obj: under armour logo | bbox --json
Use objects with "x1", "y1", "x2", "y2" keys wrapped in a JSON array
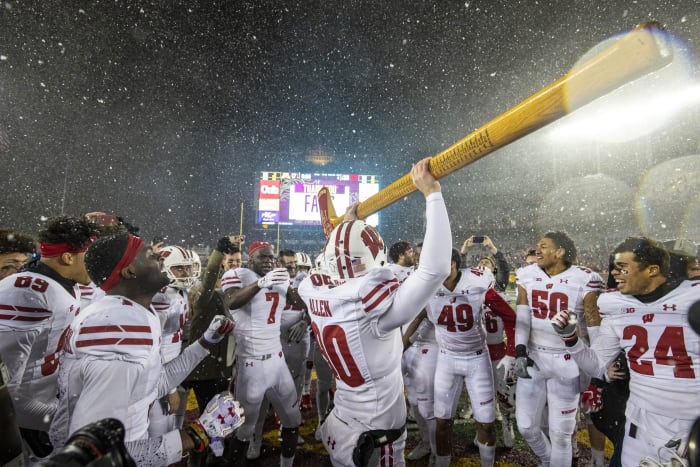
[
  {"x1": 327, "y1": 437, "x2": 336, "y2": 449},
  {"x1": 245, "y1": 362, "x2": 253, "y2": 367},
  {"x1": 564, "y1": 354, "x2": 571, "y2": 361},
  {"x1": 560, "y1": 279, "x2": 569, "y2": 284},
  {"x1": 642, "y1": 314, "x2": 654, "y2": 323},
  {"x1": 421, "y1": 349, "x2": 429, "y2": 354},
  {"x1": 662, "y1": 304, "x2": 677, "y2": 311}
]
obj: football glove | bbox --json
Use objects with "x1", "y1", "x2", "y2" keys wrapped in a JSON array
[
  {"x1": 216, "y1": 236, "x2": 234, "y2": 254},
  {"x1": 257, "y1": 268, "x2": 290, "y2": 289},
  {"x1": 201, "y1": 315, "x2": 235, "y2": 348},
  {"x1": 292, "y1": 270, "x2": 308, "y2": 289},
  {"x1": 550, "y1": 309, "x2": 578, "y2": 343},
  {"x1": 580, "y1": 383, "x2": 603, "y2": 414},
  {"x1": 514, "y1": 344, "x2": 533, "y2": 379},
  {"x1": 287, "y1": 320, "x2": 308, "y2": 343},
  {"x1": 189, "y1": 393, "x2": 245, "y2": 456},
  {"x1": 497, "y1": 355, "x2": 516, "y2": 384}
]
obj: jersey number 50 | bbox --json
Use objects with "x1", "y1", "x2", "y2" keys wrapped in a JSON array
[{"x1": 531, "y1": 290, "x2": 569, "y2": 320}]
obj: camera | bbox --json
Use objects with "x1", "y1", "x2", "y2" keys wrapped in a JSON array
[
  {"x1": 472, "y1": 236, "x2": 484, "y2": 244},
  {"x1": 36, "y1": 418, "x2": 135, "y2": 467}
]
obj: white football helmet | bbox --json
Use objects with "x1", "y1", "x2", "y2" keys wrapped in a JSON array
[
  {"x1": 324, "y1": 220, "x2": 386, "y2": 280},
  {"x1": 160, "y1": 246, "x2": 199, "y2": 289},
  {"x1": 314, "y1": 253, "x2": 324, "y2": 269},
  {"x1": 295, "y1": 252, "x2": 312, "y2": 270},
  {"x1": 190, "y1": 249, "x2": 202, "y2": 281}
]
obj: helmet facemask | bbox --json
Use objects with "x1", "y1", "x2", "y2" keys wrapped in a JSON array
[{"x1": 160, "y1": 246, "x2": 199, "y2": 289}]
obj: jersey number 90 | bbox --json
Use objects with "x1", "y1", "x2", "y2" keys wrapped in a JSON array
[{"x1": 311, "y1": 322, "x2": 366, "y2": 388}]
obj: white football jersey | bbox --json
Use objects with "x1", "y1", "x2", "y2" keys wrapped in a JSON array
[
  {"x1": 588, "y1": 280, "x2": 700, "y2": 417},
  {"x1": 221, "y1": 267, "x2": 287, "y2": 356},
  {"x1": 299, "y1": 190, "x2": 451, "y2": 432},
  {"x1": 299, "y1": 267, "x2": 406, "y2": 429},
  {"x1": 482, "y1": 289, "x2": 516, "y2": 360},
  {"x1": 387, "y1": 263, "x2": 416, "y2": 334},
  {"x1": 151, "y1": 286, "x2": 189, "y2": 363},
  {"x1": 51, "y1": 295, "x2": 162, "y2": 445},
  {"x1": 484, "y1": 290, "x2": 510, "y2": 345},
  {"x1": 410, "y1": 317, "x2": 437, "y2": 345},
  {"x1": 76, "y1": 282, "x2": 106, "y2": 310},
  {"x1": 280, "y1": 279, "x2": 306, "y2": 329},
  {"x1": 0, "y1": 270, "x2": 80, "y2": 429},
  {"x1": 516, "y1": 264, "x2": 604, "y2": 349},
  {"x1": 427, "y1": 267, "x2": 494, "y2": 353},
  {"x1": 386, "y1": 263, "x2": 413, "y2": 283}
]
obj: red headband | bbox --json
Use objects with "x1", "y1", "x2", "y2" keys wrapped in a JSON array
[
  {"x1": 248, "y1": 241, "x2": 273, "y2": 257},
  {"x1": 39, "y1": 239, "x2": 94, "y2": 258},
  {"x1": 100, "y1": 235, "x2": 144, "y2": 292}
]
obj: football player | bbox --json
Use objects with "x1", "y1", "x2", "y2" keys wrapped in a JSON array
[
  {"x1": 514, "y1": 231, "x2": 604, "y2": 467},
  {"x1": 222, "y1": 241, "x2": 302, "y2": 466},
  {"x1": 149, "y1": 246, "x2": 200, "y2": 437},
  {"x1": 474, "y1": 246, "x2": 517, "y2": 448},
  {"x1": 427, "y1": 248, "x2": 516, "y2": 467},
  {"x1": 298, "y1": 158, "x2": 451, "y2": 467},
  {"x1": 0, "y1": 216, "x2": 97, "y2": 457},
  {"x1": 49, "y1": 233, "x2": 242, "y2": 464},
  {"x1": 551, "y1": 237, "x2": 700, "y2": 466},
  {"x1": 386, "y1": 241, "x2": 436, "y2": 462},
  {"x1": 0, "y1": 229, "x2": 36, "y2": 280},
  {"x1": 401, "y1": 307, "x2": 438, "y2": 463}
]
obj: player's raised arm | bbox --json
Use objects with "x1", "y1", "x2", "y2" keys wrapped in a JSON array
[{"x1": 378, "y1": 158, "x2": 451, "y2": 332}]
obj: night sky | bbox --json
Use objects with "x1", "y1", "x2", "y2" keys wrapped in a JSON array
[{"x1": 1, "y1": 0, "x2": 698, "y2": 254}]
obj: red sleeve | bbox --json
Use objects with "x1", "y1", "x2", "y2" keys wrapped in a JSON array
[{"x1": 485, "y1": 288, "x2": 516, "y2": 356}]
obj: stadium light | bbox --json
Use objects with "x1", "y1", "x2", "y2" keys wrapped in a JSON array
[{"x1": 549, "y1": 82, "x2": 700, "y2": 143}]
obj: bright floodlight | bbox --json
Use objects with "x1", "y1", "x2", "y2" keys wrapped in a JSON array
[{"x1": 550, "y1": 31, "x2": 697, "y2": 143}]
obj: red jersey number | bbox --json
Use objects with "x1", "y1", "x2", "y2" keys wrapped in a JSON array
[
  {"x1": 437, "y1": 304, "x2": 474, "y2": 332},
  {"x1": 483, "y1": 311, "x2": 500, "y2": 334},
  {"x1": 531, "y1": 290, "x2": 569, "y2": 320},
  {"x1": 265, "y1": 292, "x2": 279, "y2": 324},
  {"x1": 624, "y1": 325, "x2": 695, "y2": 379},
  {"x1": 311, "y1": 323, "x2": 366, "y2": 388},
  {"x1": 14, "y1": 276, "x2": 49, "y2": 293}
]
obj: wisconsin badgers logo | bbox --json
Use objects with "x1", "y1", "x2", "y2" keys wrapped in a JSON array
[{"x1": 361, "y1": 226, "x2": 384, "y2": 258}]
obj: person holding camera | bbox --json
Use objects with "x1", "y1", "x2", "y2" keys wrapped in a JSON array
[
  {"x1": 460, "y1": 235, "x2": 510, "y2": 293},
  {"x1": 49, "y1": 233, "x2": 244, "y2": 466}
]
